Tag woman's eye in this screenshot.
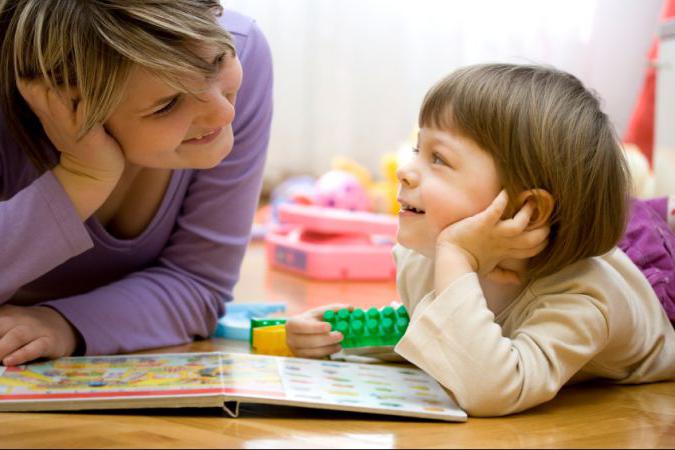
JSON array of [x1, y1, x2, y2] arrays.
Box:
[[214, 52, 226, 66], [154, 96, 179, 116], [411, 146, 420, 154]]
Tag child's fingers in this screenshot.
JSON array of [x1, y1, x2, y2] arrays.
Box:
[[499, 201, 535, 236], [291, 344, 342, 359], [510, 240, 549, 259], [481, 190, 509, 224], [2, 337, 49, 367], [511, 226, 550, 250], [286, 317, 332, 335], [287, 331, 343, 351]]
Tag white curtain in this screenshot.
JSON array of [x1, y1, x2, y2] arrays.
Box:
[[223, 0, 662, 178]]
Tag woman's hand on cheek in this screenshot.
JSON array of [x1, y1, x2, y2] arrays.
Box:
[[0, 305, 79, 366], [17, 79, 126, 219], [434, 190, 549, 292], [17, 79, 126, 182]]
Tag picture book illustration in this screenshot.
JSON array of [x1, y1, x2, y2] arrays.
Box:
[[0, 352, 466, 421], [0, 353, 284, 401]]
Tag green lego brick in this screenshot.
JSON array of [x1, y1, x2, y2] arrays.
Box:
[[249, 317, 287, 344], [322, 306, 410, 348]]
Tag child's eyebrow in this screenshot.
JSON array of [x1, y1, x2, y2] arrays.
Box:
[[428, 139, 458, 157]]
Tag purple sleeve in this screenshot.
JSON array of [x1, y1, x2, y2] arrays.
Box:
[[0, 172, 93, 302], [42, 21, 274, 355]]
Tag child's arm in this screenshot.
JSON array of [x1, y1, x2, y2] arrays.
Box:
[[395, 274, 610, 417]]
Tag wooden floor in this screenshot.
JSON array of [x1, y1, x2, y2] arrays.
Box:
[[1, 243, 674, 448]]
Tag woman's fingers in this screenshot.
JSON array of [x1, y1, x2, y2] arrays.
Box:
[[0, 326, 32, 364], [2, 337, 50, 367], [16, 79, 51, 118]]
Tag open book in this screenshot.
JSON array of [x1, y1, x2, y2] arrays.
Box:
[[0, 352, 466, 422]]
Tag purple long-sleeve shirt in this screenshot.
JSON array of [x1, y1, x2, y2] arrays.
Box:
[[0, 11, 273, 355]]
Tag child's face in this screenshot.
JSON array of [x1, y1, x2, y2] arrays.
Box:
[[396, 126, 501, 257], [104, 50, 242, 170]]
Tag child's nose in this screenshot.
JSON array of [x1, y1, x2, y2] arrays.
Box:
[[396, 164, 419, 188]]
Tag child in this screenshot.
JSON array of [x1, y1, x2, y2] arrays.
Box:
[[0, 1, 272, 365], [286, 64, 675, 416]]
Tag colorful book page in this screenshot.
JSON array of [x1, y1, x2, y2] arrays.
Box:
[[0, 352, 463, 421], [0, 353, 285, 402], [279, 358, 458, 417]]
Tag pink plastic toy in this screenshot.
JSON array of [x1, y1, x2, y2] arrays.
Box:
[[265, 204, 397, 280], [314, 170, 371, 212]]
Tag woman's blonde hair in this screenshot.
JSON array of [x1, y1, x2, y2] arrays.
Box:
[[419, 64, 631, 278], [0, 0, 235, 172]]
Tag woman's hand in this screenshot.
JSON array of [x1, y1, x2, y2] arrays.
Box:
[[434, 190, 550, 291], [17, 79, 126, 219], [0, 305, 79, 366], [285, 304, 348, 358]]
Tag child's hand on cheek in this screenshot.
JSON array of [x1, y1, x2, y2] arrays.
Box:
[[285, 304, 349, 358], [434, 190, 549, 292], [0, 305, 79, 366]]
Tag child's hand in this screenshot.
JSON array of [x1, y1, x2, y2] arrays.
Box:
[[435, 190, 549, 288], [285, 304, 348, 358], [0, 305, 79, 366]]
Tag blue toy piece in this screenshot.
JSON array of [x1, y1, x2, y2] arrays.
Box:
[[212, 303, 287, 340]]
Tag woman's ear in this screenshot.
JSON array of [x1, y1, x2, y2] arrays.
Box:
[[515, 189, 555, 230]]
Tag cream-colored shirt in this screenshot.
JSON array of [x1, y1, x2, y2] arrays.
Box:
[[393, 245, 675, 417]]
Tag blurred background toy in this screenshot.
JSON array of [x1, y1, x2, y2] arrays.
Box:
[[265, 204, 397, 280], [623, 142, 656, 198], [212, 302, 287, 340], [313, 169, 372, 211]]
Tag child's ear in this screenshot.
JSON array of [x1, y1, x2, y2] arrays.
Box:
[[515, 189, 555, 230]]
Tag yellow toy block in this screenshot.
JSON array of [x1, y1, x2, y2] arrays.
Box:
[[251, 324, 294, 357]]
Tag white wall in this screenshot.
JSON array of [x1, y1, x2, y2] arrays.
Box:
[[224, 0, 662, 179]]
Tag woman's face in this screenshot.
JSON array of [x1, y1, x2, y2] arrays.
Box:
[[105, 51, 243, 170]]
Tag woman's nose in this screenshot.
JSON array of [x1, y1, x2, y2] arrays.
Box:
[[198, 88, 236, 128]]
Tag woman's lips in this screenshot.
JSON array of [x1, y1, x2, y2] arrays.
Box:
[[183, 127, 222, 145]]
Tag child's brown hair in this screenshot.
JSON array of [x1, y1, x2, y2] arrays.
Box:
[[419, 64, 631, 278]]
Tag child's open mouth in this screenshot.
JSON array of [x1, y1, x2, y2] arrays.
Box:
[[399, 201, 425, 214]]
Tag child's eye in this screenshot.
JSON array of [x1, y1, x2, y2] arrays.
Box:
[[411, 146, 420, 154], [431, 153, 446, 165], [154, 96, 180, 116]]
